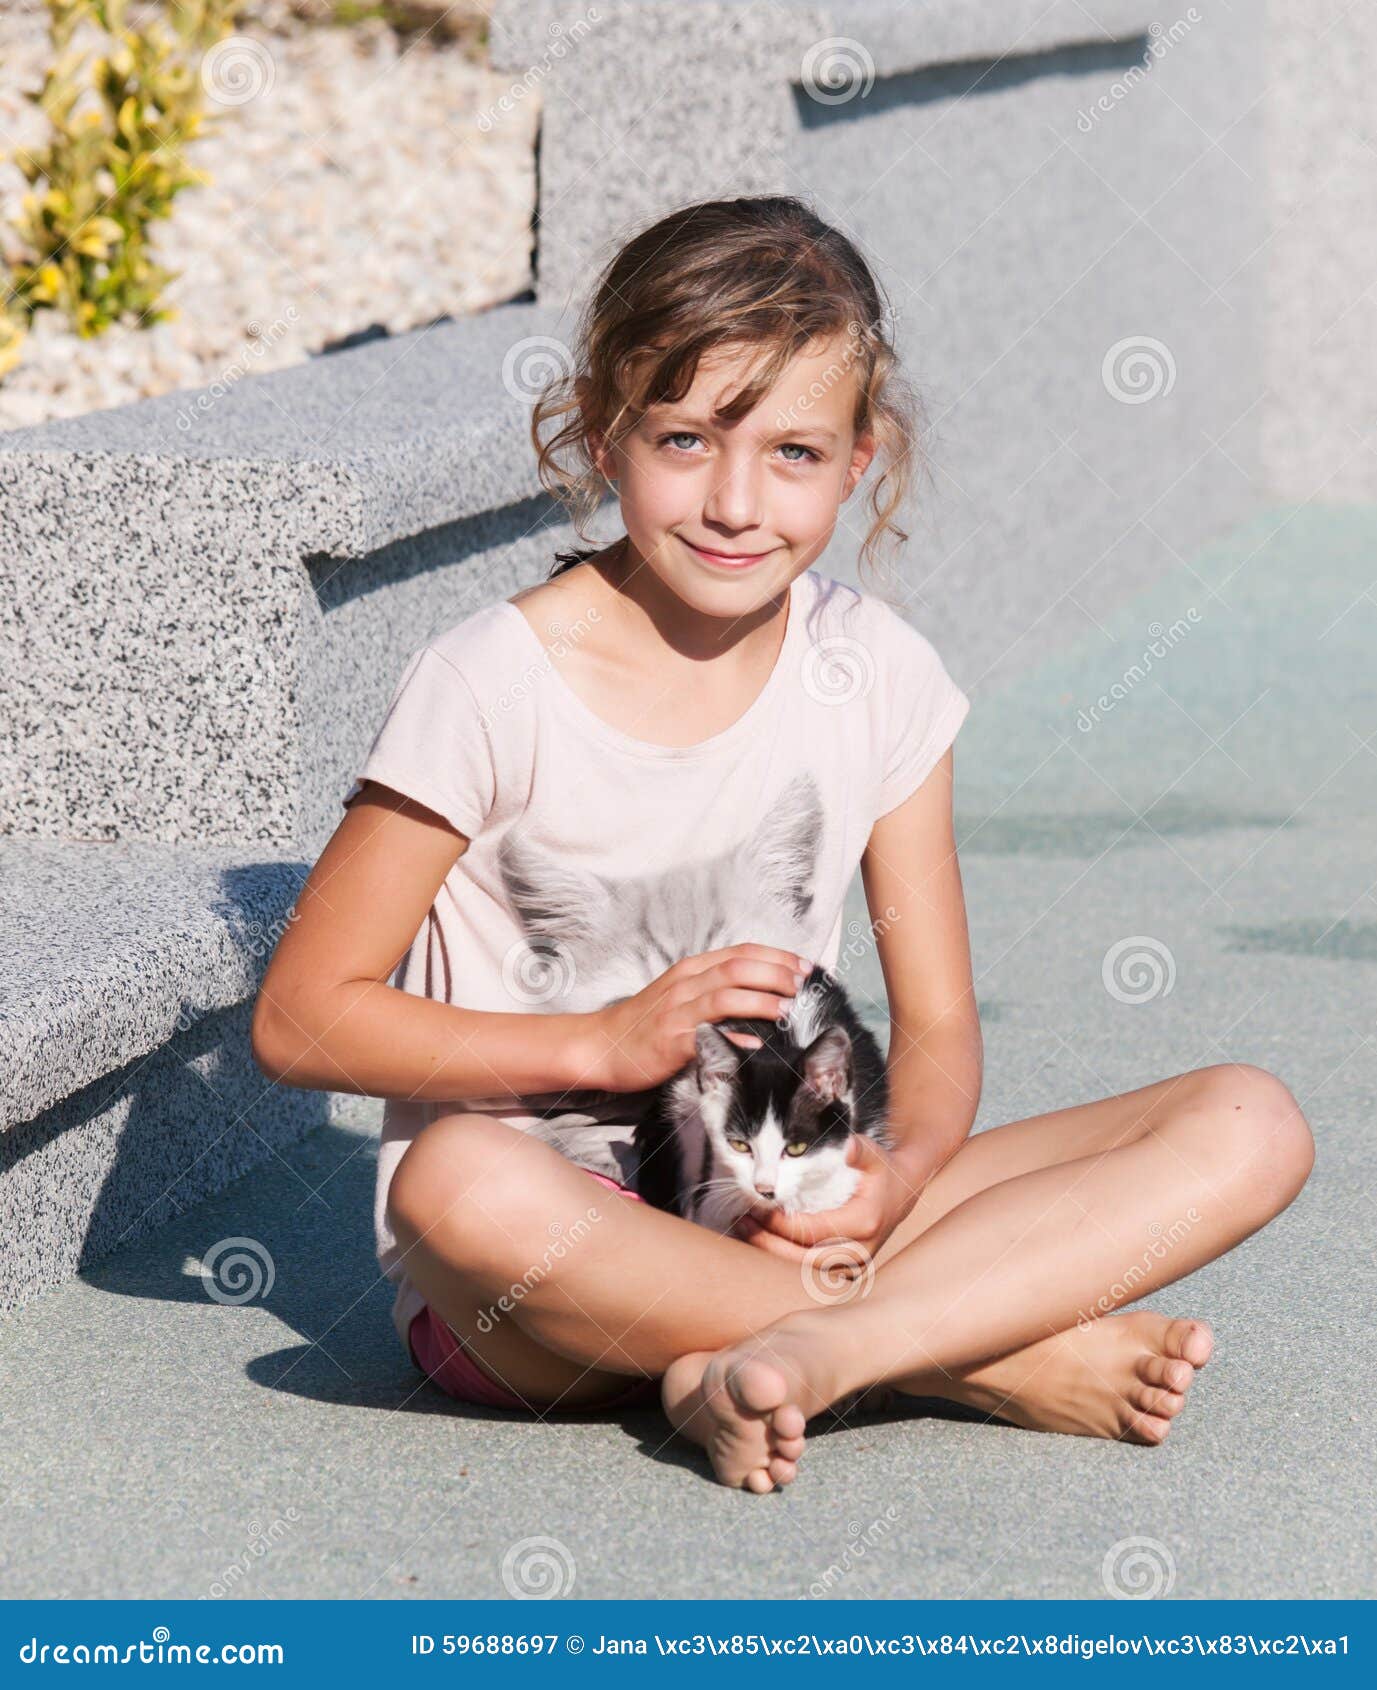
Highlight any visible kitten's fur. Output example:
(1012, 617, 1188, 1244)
(633, 966, 893, 1234)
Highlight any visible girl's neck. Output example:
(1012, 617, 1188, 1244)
(596, 535, 790, 665)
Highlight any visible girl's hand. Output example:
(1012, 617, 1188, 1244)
(730, 1135, 920, 1269)
(585, 943, 810, 1092)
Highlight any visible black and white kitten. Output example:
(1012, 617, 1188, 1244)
(633, 966, 894, 1234)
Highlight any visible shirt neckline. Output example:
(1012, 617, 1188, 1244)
(502, 568, 812, 761)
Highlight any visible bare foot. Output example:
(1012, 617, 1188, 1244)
(926, 1311, 1214, 1444)
(660, 1312, 846, 1492)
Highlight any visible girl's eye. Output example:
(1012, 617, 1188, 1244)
(656, 433, 819, 465)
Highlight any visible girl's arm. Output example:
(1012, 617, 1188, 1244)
(250, 781, 597, 1101)
(860, 743, 983, 1189)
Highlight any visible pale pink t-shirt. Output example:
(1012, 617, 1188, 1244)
(342, 565, 971, 1351)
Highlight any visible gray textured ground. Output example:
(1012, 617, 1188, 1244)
(1, 503, 1372, 1600)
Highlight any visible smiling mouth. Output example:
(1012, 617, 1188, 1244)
(683, 537, 774, 567)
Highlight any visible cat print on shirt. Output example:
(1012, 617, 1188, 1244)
(493, 770, 826, 1180)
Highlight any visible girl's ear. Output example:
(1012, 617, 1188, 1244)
(589, 428, 618, 489)
(843, 428, 878, 497)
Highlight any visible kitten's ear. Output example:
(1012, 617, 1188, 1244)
(801, 1025, 854, 1104)
(693, 1023, 741, 1088)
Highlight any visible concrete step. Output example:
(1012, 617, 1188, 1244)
(0, 300, 584, 857)
(0, 843, 362, 1312)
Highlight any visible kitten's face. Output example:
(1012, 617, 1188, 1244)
(710, 1106, 851, 1215)
(691, 1020, 859, 1219)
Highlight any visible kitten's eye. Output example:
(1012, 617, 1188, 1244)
(727, 1137, 750, 1154)
(785, 1140, 809, 1156)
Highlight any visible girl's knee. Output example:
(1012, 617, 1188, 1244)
(1189, 1063, 1315, 1208)
(387, 1112, 549, 1247)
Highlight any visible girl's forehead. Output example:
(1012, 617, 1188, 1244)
(657, 337, 862, 430)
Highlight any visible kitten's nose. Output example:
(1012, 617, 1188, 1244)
(754, 1181, 775, 1198)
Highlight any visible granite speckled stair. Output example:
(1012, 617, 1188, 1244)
(0, 844, 324, 1311)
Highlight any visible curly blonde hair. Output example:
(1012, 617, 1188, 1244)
(530, 195, 929, 590)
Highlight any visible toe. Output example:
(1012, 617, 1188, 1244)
(744, 1467, 774, 1494)
(1138, 1354, 1194, 1394)
(1164, 1318, 1213, 1368)
(727, 1355, 790, 1418)
(772, 1402, 807, 1441)
(773, 1433, 806, 1461)
(1121, 1408, 1172, 1445)
(1132, 1383, 1187, 1419)
(767, 1456, 798, 1486)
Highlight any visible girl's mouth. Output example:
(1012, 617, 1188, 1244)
(683, 537, 774, 571)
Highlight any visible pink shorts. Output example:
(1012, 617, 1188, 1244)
(406, 1166, 663, 1412)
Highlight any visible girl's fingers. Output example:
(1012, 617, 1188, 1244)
(681, 943, 811, 975)
(763, 1209, 870, 1248)
(699, 988, 799, 1024)
(675, 948, 810, 1004)
(846, 1133, 884, 1167)
(732, 1215, 811, 1260)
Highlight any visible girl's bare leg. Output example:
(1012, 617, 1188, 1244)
(389, 1112, 841, 1486)
(671, 1062, 1313, 1488)
(386, 1061, 1312, 1490)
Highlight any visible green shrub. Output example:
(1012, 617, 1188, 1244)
(1, 1, 240, 372)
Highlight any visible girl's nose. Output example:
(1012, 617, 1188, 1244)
(701, 456, 764, 531)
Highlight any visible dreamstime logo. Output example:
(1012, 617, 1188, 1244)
(1076, 1209, 1202, 1327)
(831, 908, 900, 984)
(171, 900, 303, 1035)
(801, 635, 877, 706)
(475, 1207, 603, 1333)
(1102, 1535, 1177, 1598)
(774, 317, 874, 426)
(800, 37, 875, 105)
(236, 902, 303, 964)
(801, 1239, 876, 1304)
(1075, 611, 1202, 731)
(1102, 935, 1176, 1004)
(502, 335, 575, 404)
(1102, 336, 1176, 404)
(201, 35, 276, 106)
(203, 1510, 301, 1600)
(174, 309, 301, 431)
(502, 937, 578, 1005)
(478, 8, 602, 132)
(501, 1535, 576, 1598)
(199, 1237, 275, 1305)
(1075, 12, 1203, 132)
(482, 609, 603, 728)
(806, 1506, 901, 1597)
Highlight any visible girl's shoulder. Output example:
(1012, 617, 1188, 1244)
(428, 565, 601, 673)
(801, 568, 950, 667)
(419, 591, 537, 695)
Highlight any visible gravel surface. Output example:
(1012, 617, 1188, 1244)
(0, 1, 535, 431)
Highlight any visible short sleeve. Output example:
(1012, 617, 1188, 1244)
(342, 641, 496, 839)
(873, 606, 971, 818)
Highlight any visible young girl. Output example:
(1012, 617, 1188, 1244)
(251, 195, 1314, 1494)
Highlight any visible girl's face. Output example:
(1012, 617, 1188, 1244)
(593, 330, 877, 614)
